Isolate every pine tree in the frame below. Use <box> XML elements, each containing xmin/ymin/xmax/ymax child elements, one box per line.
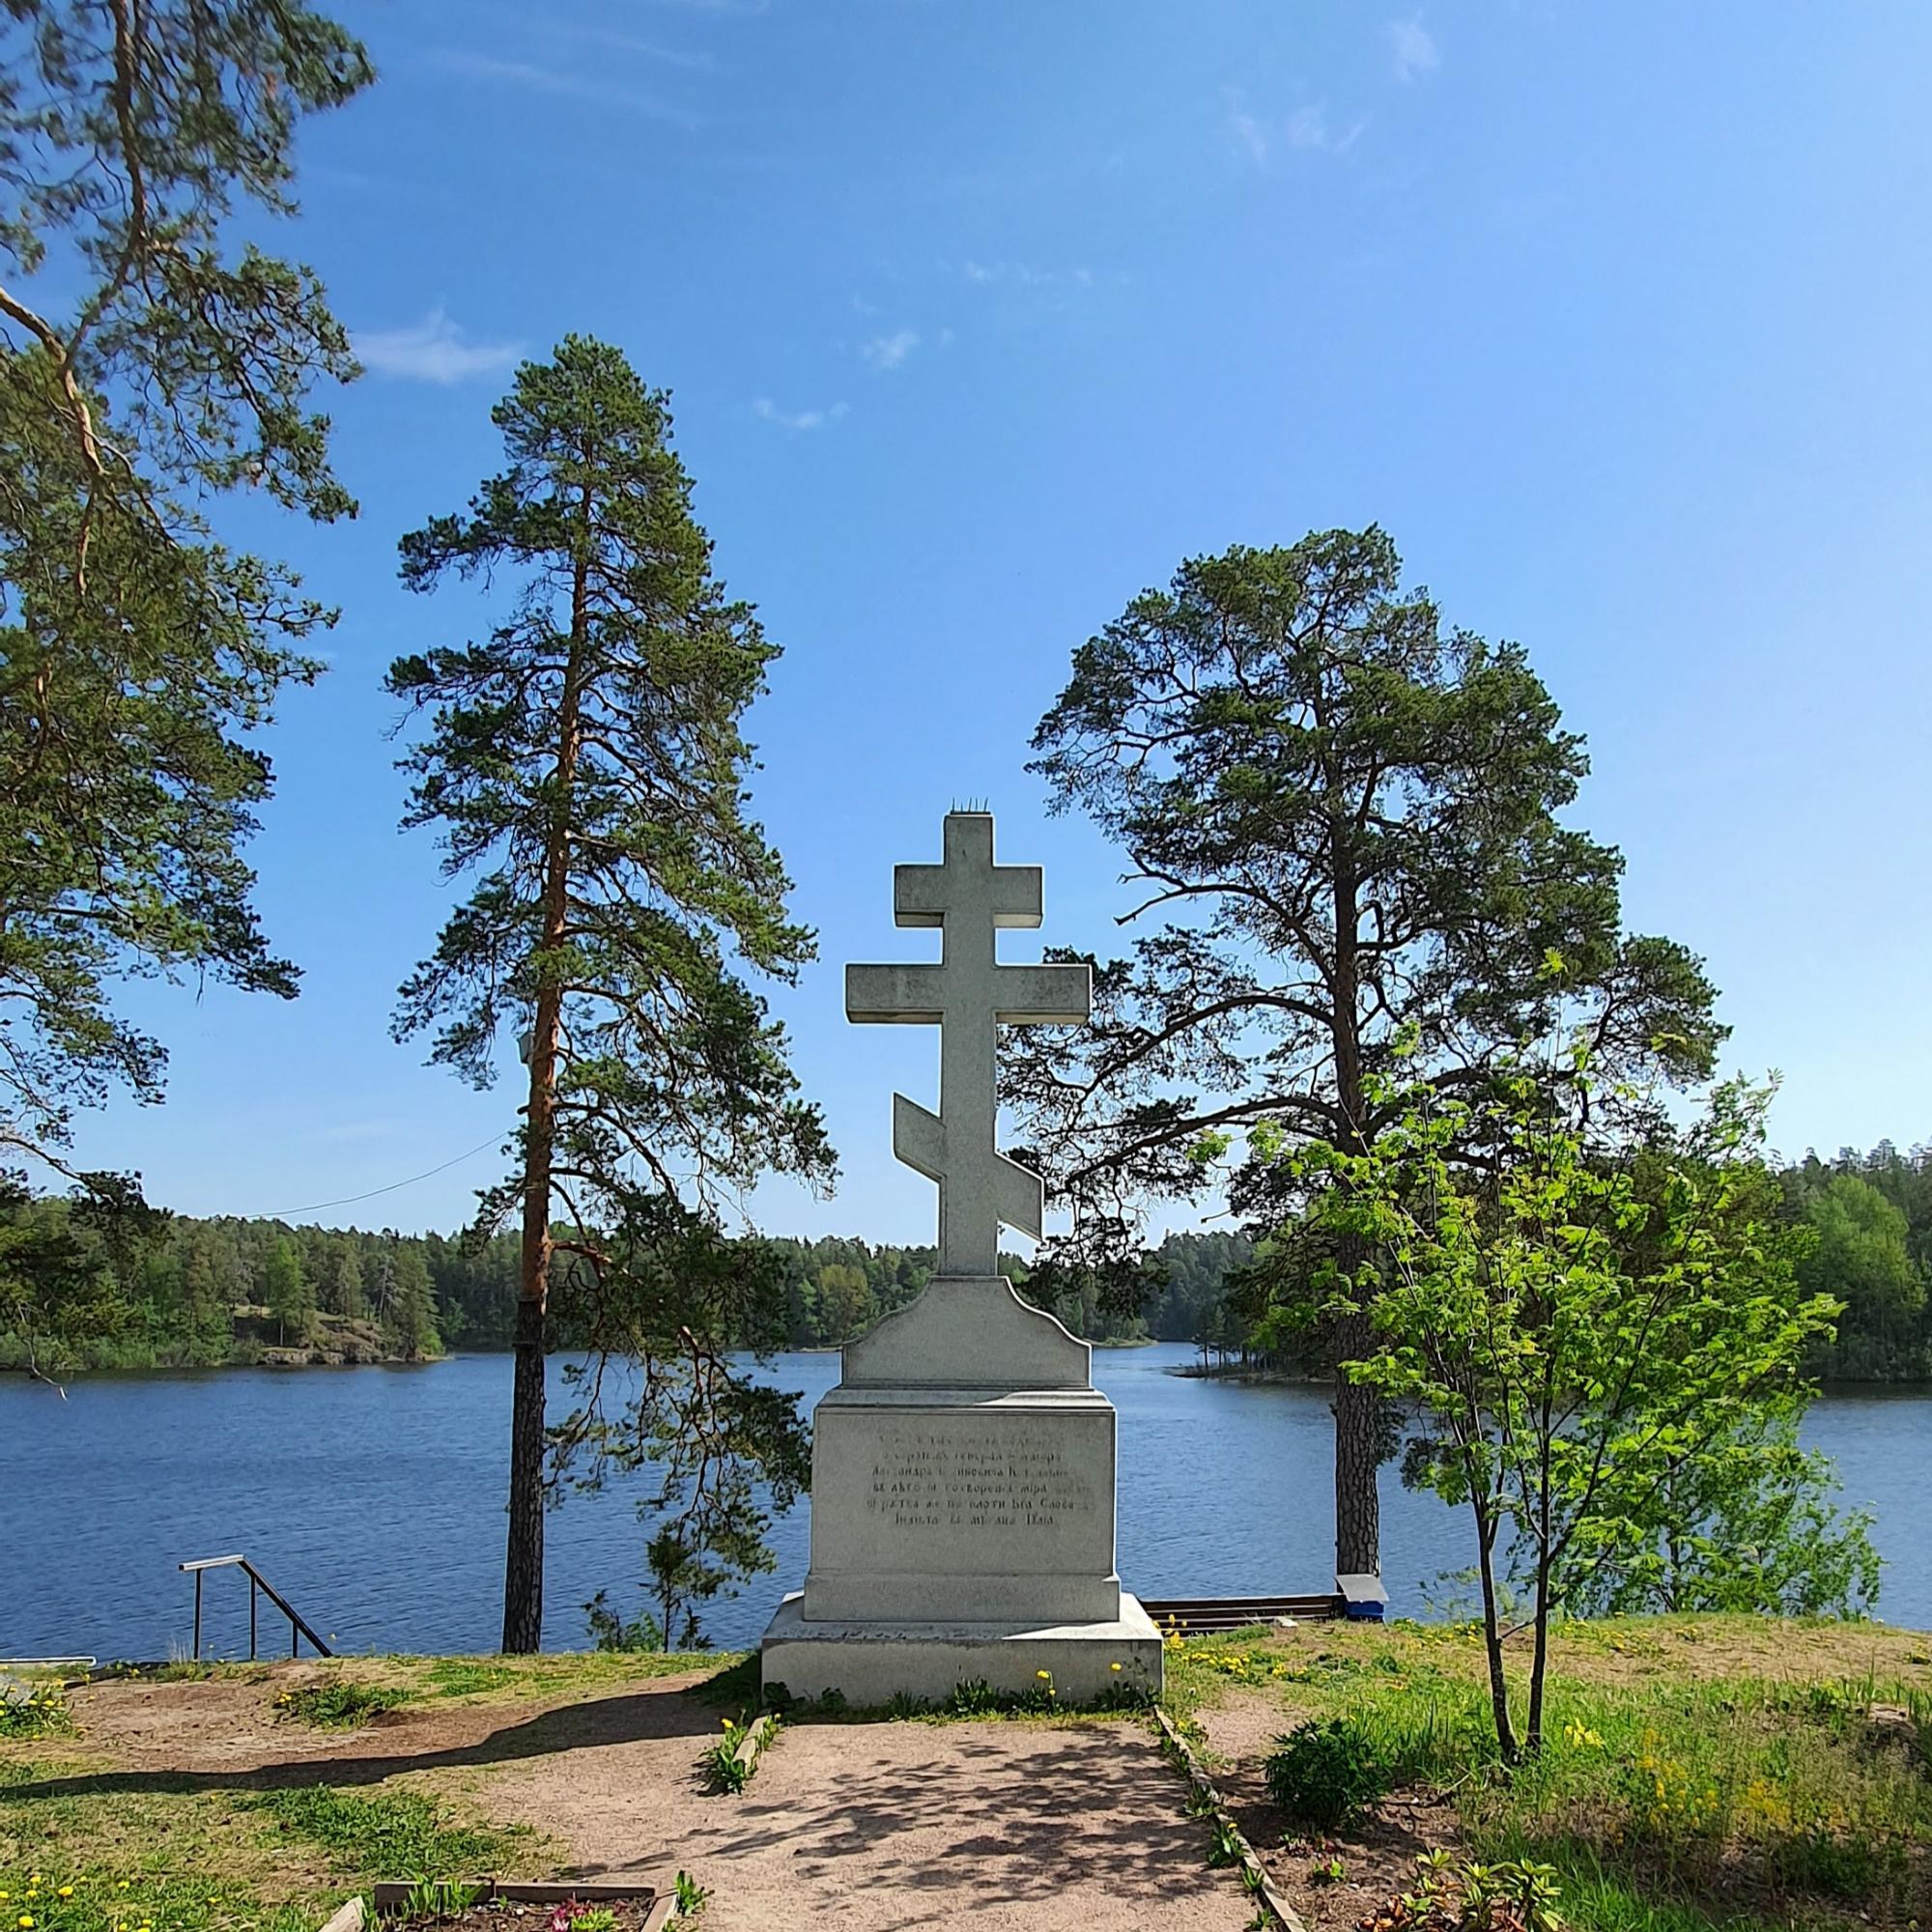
<box><xmin>2</xmin><ymin>1</ymin><xmax>370</xmax><ymax>1205</ymax></box>
<box><xmin>325</xmin><ymin>1241</ymin><xmax>365</xmax><ymax>1321</ymax></box>
<box><xmin>386</xmin><ymin>1245</ymin><xmax>440</xmax><ymax>1361</ymax></box>
<box><xmin>1018</xmin><ymin>529</ymin><xmax>1722</xmax><ymax>1577</ymax></box>
<box><xmin>390</xmin><ymin>338</ymin><xmax>835</xmax><ymax>1651</ymax></box>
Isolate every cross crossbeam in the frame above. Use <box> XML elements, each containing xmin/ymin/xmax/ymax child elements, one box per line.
<box><xmin>845</xmin><ymin>811</ymin><xmax>1090</xmax><ymax>1278</ymax></box>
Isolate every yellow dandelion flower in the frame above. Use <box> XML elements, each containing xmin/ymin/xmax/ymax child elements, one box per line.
<box><xmin>56</xmin><ymin>1891</ymin><xmax>73</xmax><ymax>1902</ymax></box>
<box><xmin>1109</xmin><ymin>1662</ymin><xmax>1122</xmax><ymax>1672</ymax></box>
<box><xmin>21</xmin><ymin>1914</ymin><xmax>37</xmax><ymax>1927</ymax></box>
<box><xmin>1036</xmin><ymin>1669</ymin><xmax>1050</xmax><ymax>1680</ymax></box>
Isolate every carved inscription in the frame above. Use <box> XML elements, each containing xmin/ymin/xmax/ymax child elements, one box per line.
<box><xmin>865</xmin><ymin>1425</ymin><xmax>1094</xmax><ymax>1533</ymax></box>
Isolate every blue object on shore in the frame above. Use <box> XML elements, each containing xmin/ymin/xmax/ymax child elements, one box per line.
<box><xmin>1337</xmin><ymin>1573</ymin><xmax>1388</xmax><ymax>1622</ymax></box>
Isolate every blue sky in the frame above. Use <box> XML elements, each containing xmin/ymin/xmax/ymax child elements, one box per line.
<box><xmin>67</xmin><ymin>0</ymin><xmax>1932</xmax><ymax>1245</ymax></box>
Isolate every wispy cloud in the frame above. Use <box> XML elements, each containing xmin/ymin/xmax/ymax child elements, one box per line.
<box><xmin>861</xmin><ymin>328</ymin><xmax>920</xmax><ymax>371</ymax></box>
<box><xmin>531</xmin><ymin>22</ymin><xmax>715</xmax><ymax>69</ymax></box>
<box><xmin>1286</xmin><ymin>104</ymin><xmax>1369</xmax><ymax>155</ymax></box>
<box><xmin>753</xmin><ymin>397</ymin><xmax>849</xmax><ymax>431</ymax></box>
<box><xmin>1228</xmin><ymin>93</ymin><xmax>1367</xmax><ymax>166</ymax></box>
<box><xmin>958</xmin><ymin>260</ymin><xmax>1095</xmax><ymax>288</ymax></box>
<box><xmin>355</xmin><ymin>308</ymin><xmax>524</xmax><ymax>384</ymax></box>
<box><xmin>1385</xmin><ymin>14</ymin><xmax>1440</xmax><ymax>81</ymax></box>
<box><xmin>1227</xmin><ymin>97</ymin><xmax>1271</xmax><ymax>167</ymax></box>
<box><xmin>430</xmin><ymin>47</ymin><xmax>702</xmax><ymax>128</ymax></box>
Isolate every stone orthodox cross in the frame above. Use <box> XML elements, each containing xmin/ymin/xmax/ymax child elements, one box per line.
<box><xmin>846</xmin><ymin>811</ymin><xmax>1091</xmax><ymax>1279</ymax></box>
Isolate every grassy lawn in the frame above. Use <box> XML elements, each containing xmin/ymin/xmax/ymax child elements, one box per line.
<box><xmin>5</xmin><ymin>1621</ymin><xmax>1929</xmax><ymax>1932</ymax></box>
<box><xmin>0</xmin><ymin>1651</ymin><xmax>724</xmax><ymax>1932</ymax></box>
<box><xmin>1162</xmin><ymin>1615</ymin><xmax>1932</xmax><ymax>1931</ymax></box>
<box><xmin>0</xmin><ymin>1757</ymin><xmax>528</xmax><ymax>1932</ymax></box>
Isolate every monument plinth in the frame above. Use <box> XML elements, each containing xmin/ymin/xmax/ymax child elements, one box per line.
<box><xmin>760</xmin><ymin>811</ymin><xmax>1163</xmax><ymax>1705</ymax></box>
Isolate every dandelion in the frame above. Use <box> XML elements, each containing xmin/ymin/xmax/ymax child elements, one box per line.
<box><xmin>21</xmin><ymin>1915</ymin><xmax>37</xmax><ymax>1927</ymax></box>
<box><xmin>1109</xmin><ymin>1662</ymin><xmax>1122</xmax><ymax>1673</ymax></box>
<box><xmin>1036</xmin><ymin>1670</ymin><xmax>1050</xmax><ymax>1680</ymax></box>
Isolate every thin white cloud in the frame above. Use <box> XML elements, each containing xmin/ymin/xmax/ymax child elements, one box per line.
<box><xmin>862</xmin><ymin>328</ymin><xmax>920</xmax><ymax>371</ymax></box>
<box><xmin>1228</xmin><ymin>94</ymin><xmax>1367</xmax><ymax>167</ymax></box>
<box><xmin>753</xmin><ymin>397</ymin><xmax>849</xmax><ymax>431</ymax></box>
<box><xmin>1385</xmin><ymin>15</ymin><xmax>1440</xmax><ymax>81</ymax></box>
<box><xmin>1227</xmin><ymin>97</ymin><xmax>1270</xmax><ymax>167</ymax></box>
<box><xmin>957</xmin><ymin>260</ymin><xmax>1094</xmax><ymax>288</ymax></box>
<box><xmin>431</xmin><ymin>48</ymin><xmax>702</xmax><ymax>128</ymax></box>
<box><xmin>1286</xmin><ymin>104</ymin><xmax>1369</xmax><ymax>155</ymax></box>
<box><xmin>355</xmin><ymin>308</ymin><xmax>524</xmax><ymax>385</ymax></box>
<box><xmin>532</xmin><ymin>22</ymin><xmax>715</xmax><ymax>69</ymax></box>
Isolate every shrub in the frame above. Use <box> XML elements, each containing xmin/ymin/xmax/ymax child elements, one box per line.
<box><xmin>0</xmin><ymin>1684</ymin><xmax>73</xmax><ymax>1738</ymax></box>
<box><xmin>273</xmin><ymin>1680</ymin><xmax>412</xmax><ymax>1728</ymax></box>
<box><xmin>1264</xmin><ymin>1717</ymin><xmax>1393</xmax><ymax>1828</ymax></box>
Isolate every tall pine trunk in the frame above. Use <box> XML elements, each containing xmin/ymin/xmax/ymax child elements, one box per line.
<box><xmin>500</xmin><ymin>505</ymin><xmax>590</xmax><ymax>1657</ymax></box>
<box><xmin>1329</xmin><ymin>816</ymin><xmax>1381</xmax><ymax>1578</ymax></box>
<box><xmin>1332</xmin><ymin>1311</ymin><xmax>1382</xmax><ymax>1575</ymax></box>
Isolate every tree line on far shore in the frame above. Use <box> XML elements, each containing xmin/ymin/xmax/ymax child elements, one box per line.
<box><xmin>6</xmin><ymin>1148</ymin><xmax>1925</xmax><ymax>1381</ymax></box>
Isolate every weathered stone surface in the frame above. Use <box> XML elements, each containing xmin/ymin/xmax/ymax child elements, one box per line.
<box><xmin>840</xmin><ymin>1275</ymin><xmax>1090</xmax><ymax>1390</ymax></box>
<box><xmin>759</xmin><ymin>810</ymin><xmax>1161</xmax><ymax>1701</ymax></box>
<box><xmin>761</xmin><ymin>1591</ymin><xmax>1164</xmax><ymax>1705</ymax></box>
<box><xmin>842</xmin><ymin>810</ymin><xmax>1088</xmax><ymax>1280</ymax></box>
<box><xmin>804</xmin><ymin>1383</ymin><xmax>1120</xmax><ymax>1622</ymax></box>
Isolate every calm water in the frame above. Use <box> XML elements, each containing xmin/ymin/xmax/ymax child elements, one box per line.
<box><xmin>2</xmin><ymin>1345</ymin><xmax>1925</xmax><ymax>1659</ymax></box>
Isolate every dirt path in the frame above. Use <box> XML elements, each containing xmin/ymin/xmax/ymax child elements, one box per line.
<box><xmin>62</xmin><ymin>1670</ymin><xmax>1255</xmax><ymax>1930</ymax></box>
<box><xmin>486</xmin><ymin>1702</ymin><xmax>1255</xmax><ymax>1931</ymax></box>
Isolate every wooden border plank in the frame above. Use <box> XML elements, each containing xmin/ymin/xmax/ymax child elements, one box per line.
<box><xmin>1153</xmin><ymin>1705</ymin><xmax>1308</xmax><ymax>1932</ymax></box>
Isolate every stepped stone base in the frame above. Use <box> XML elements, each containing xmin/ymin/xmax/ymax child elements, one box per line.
<box><xmin>759</xmin><ymin>1589</ymin><xmax>1164</xmax><ymax>1706</ymax></box>
<box><xmin>759</xmin><ymin>1274</ymin><xmax>1165</xmax><ymax>1705</ymax></box>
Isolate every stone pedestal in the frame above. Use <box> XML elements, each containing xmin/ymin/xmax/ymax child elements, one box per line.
<box><xmin>759</xmin><ymin>1278</ymin><xmax>1164</xmax><ymax>1705</ymax></box>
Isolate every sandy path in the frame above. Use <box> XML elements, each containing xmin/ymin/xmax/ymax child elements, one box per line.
<box><xmin>486</xmin><ymin>1702</ymin><xmax>1257</xmax><ymax>1931</ymax></box>
<box><xmin>60</xmin><ymin>1671</ymin><xmax>1255</xmax><ymax>1929</ymax></box>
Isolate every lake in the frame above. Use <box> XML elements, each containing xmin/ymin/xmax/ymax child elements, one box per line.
<box><xmin>3</xmin><ymin>1345</ymin><xmax>1925</xmax><ymax>1660</ymax></box>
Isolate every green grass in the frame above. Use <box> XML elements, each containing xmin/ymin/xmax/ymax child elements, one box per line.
<box><xmin>383</xmin><ymin>1648</ymin><xmax>736</xmax><ymax>1705</ymax></box>
<box><xmin>0</xmin><ymin>1689</ymin><xmax>74</xmax><ymax>1741</ymax></box>
<box><xmin>420</xmin><ymin>1662</ymin><xmax>522</xmax><ymax>1700</ymax></box>
<box><xmin>2</xmin><ymin>1761</ymin><xmax>324</xmax><ymax>1932</ymax></box>
<box><xmin>249</xmin><ymin>1787</ymin><xmax>525</xmax><ymax>1879</ymax></box>
<box><xmin>271</xmin><ymin>1681</ymin><xmax>413</xmax><ymax>1729</ymax></box>
<box><xmin>1166</xmin><ymin>1621</ymin><xmax>1932</xmax><ymax>1931</ymax></box>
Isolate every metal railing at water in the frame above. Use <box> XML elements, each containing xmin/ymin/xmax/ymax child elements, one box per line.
<box><xmin>178</xmin><ymin>1554</ymin><xmax>332</xmax><ymax>1660</ymax></box>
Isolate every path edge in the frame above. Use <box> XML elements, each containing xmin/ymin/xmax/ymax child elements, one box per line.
<box><xmin>1152</xmin><ymin>1704</ymin><xmax>1307</xmax><ymax>1932</ymax></box>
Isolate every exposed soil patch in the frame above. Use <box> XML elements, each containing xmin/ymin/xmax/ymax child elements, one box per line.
<box><xmin>46</xmin><ymin>1668</ymin><xmax>1257</xmax><ymax>1930</ymax></box>
<box><xmin>68</xmin><ymin>1664</ymin><xmax>613</xmax><ymax>1777</ymax></box>
<box><xmin>486</xmin><ymin>1707</ymin><xmax>1256</xmax><ymax>1932</ymax></box>
<box><xmin>380</xmin><ymin>1899</ymin><xmax>658</xmax><ymax>1932</ymax></box>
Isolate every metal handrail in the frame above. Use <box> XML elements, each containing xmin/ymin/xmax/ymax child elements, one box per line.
<box><xmin>178</xmin><ymin>1554</ymin><xmax>333</xmax><ymax>1660</ymax></box>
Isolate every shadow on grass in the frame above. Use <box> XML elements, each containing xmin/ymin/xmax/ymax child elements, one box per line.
<box><xmin>3</xmin><ymin>1675</ymin><xmax>739</xmax><ymax>1802</ymax></box>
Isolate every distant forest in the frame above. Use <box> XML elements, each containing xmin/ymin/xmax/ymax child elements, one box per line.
<box><xmin>2</xmin><ymin>1142</ymin><xmax>1927</xmax><ymax>1380</ymax></box>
